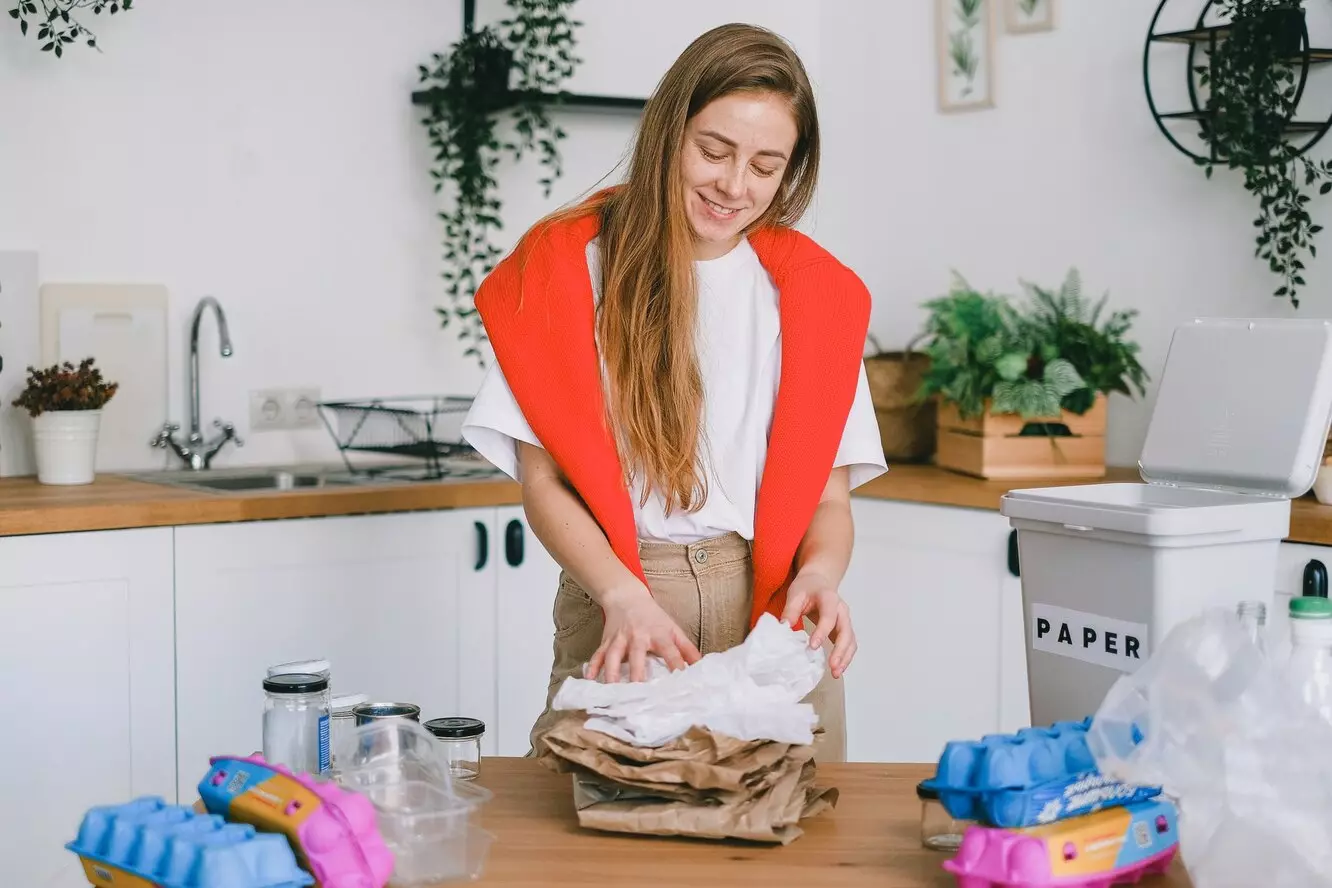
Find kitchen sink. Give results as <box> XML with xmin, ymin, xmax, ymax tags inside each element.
<box><xmin>178</xmin><ymin>472</ymin><xmax>333</xmax><ymax>491</ymax></box>
<box><xmin>128</xmin><ymin>467</ymin><xmax>357</xmax><ymax>493</ymax></box>
<box><xmin>127</xmin><ymin>460</ymin><xmax>503</xmax><ymax>493</ymax></box>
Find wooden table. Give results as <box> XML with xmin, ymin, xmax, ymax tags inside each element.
<box><xmin>462</xmin><ymin>758</ymin><xmax>1193</xmax><ymax>887</ymax></box>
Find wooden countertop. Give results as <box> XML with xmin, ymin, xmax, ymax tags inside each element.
<box><xmin>464</xmin><ymin>757</ymin><xmax>1191</xmax><ymax>887</ymax></box>
<box><xmin>0</xmin><ymin>470</ymin><xmax>525</xmax><ymax>536</ymax></box>
<box><xmin>2</xmin><ymin>462</ymin><xmax>1331</xmax><ymax>547</ymax></box>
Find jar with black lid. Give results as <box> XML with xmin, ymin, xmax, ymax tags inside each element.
<box><xmin>917</xmin><ymin>781</ymin><xmax>973</xmax><ymax>851</ymax></box>
<box><xmin>423</xmin><ymin>717</ymin><xmax>485</xmax><ymax>781</ymax></box>
<box><xmin>262</xmin><ymin>671</ymin><xmax>331</xmax><ymax>776</ymax></box>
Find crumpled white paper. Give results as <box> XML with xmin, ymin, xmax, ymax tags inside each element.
<box><xmin>550</xmin><ymin>613</ymin><xmax>826</xmax><ymax>747</ymax></box>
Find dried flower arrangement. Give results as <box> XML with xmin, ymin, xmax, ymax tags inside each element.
<box><xmin>11</xmin><ymin>357</ymin><xmax>119</xmax><ymax>418</ymax></box>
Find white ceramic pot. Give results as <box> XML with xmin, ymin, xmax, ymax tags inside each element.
<box><xmin>32</xmin><ymin>409</ymin><xmax>101</xmax><ymax>485</ymax></box>
<box><xmin>1314</xmin><ymin>463</ymin><xmax>1332</xmax><ymax>505</ymax></box>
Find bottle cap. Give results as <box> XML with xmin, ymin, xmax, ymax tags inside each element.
<box><xmin>1290</xmin><ymin>596</ymin><xmax>1332</xmax><ymax>619</ymax></box>
<box><xmin>262</xmin><ymin>672</ymin><xmax>330</xmax><ymax>694</ymax></box>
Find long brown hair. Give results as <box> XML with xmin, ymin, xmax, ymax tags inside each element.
<box><xmin>536</xmin><ymin>23</ymin><xmax>820</xmax><ymax>514</ymax></box>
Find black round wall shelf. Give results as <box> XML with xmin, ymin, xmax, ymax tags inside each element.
<box><xmin>1144</xmin><ymin>0</ymin><xmax>1332</xmax><ymax>162</ymax></box>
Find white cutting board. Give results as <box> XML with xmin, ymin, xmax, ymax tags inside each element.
<box><xmin>0</xmin><ymin>251</ymin><xmax>41</xmax><ymax>476</ymax></box>
<box><xmin>40</xmin><ymin>283</ymin><xmax>170</xmax><ymax>472</ymax></box>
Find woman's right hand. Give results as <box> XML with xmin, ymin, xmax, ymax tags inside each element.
<box><xmin>586</xmin><ymin>585</ymin><xmax>702</xmax><ymax>683</ymax></box>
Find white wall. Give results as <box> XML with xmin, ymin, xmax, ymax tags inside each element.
<box><xmin>0</xmin><ymin>0</ymin><xmax>816</xmax><ymax>470</ymax></box>
<box><xmin>1</xmin><ymin>0</ymin><xmax>1329</xmax><ymax>472</ymax></box>
<box><xmin>816</xmin><ymin>0</ymin><xmax>1332</xmax><ymax>464</ymax></box>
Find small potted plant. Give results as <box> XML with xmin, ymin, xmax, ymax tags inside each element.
<box><xmin>913</xmin><ymin>269</ymin><xmax>1147</xmax><ymax>479</ymax></box>
<box><xmin>11</xmin><ymin>357</ymin><xmax>119</xmax><ymax>485</ymax></box>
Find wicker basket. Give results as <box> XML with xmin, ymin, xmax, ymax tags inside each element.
<box><xmin>863</xmin><ymin>350</ymin><xmax>936</xmax><ymax>462</ymax></box>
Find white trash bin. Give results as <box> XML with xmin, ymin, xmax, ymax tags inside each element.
<box><xmin>1000</xmin><ymin>318</ymin><xmax>1332</xmax><ymax>727</ymax></box>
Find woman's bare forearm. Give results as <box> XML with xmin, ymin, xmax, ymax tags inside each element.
<box><xmin>517</xmin><ymin>442</ymin><xmax>648</xmax><ymax>608</ymax></box>
<box><xmin>793</xmin><ymin>466</ymin><xmax>855</xmax><ymax>585</ymax></box>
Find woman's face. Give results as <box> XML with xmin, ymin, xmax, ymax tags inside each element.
<box><xmin>681</xmin><ymin>91</ymin><xmax>798</xmax><ymax>260</ymax></box>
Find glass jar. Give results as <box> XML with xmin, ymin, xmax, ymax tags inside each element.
<box><xmin>262</xmin><ymin>672</ymin><xmax>332</xmax><ymax>776</ymax></box>
<box><xmin>424</xmin><ymin>717</ymin><xmax>485</xmax><ymax>781</ymax></box>
<box><xmin>327</xmin><ymin>693</ymin><xmax>369</xmax><ymax>777</ymax></box>
<box><xmin>918</xmin><ymin>782</ymin><xmax>972</xmax><ymax>852</ymax></box>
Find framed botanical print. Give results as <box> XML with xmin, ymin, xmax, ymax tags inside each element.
<box><xmin>1005</xmin><ymin>0</ymin><xmax>1056</xmax><ymax>34</ymax></box>
<box><xmin>936</xmin><ymin>0</ymin><xmax>995</xmax><ymax>112</ymax></box>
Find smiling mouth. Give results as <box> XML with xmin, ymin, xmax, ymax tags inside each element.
<box><xmin>700</xmin><ymin>195</ymin><xmax>743</xmax><ymax>218</ymax></box>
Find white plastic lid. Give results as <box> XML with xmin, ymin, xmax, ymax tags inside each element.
<box><xmin>1138</xmin><ymin>318</ymin><xmax>1332</xmax><ymax>499</ymax></box>
<box><xmin>331</xmin><ymin>693</ymin><xmax>370</xmax><ymax>715</ymax></box>
<box><xmin>267</xmin><ymin>658</ymin><xmax>331</xmax><ymax>678</ymax></box>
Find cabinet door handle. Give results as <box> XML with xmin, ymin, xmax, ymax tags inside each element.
<box><xmin>505</xmin><ymin>518</ymin><xmax>525</xmax><ymax>567</ymax></box>
<box><xmin>1304</xmin><ymin>559</ymin><xmax>1328</xmax><ymax>597</ymax></box>
<box><xmin>474</xmin><ymin>521</ymin><xmax>488</xmax><ymax>571</ymax></box>
<box><xmin>1007</xmin><ymin>530</ymin><xmax>1020</xmax><ymax>578</ymax></box>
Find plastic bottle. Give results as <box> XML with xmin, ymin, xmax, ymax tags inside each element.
<box><xmin>1236</xmin><ymin>600</ymin><xmax>1268</xmax><ymax>653</ymax></box>
<box><xmin>1283</xmin><ymin>596</ymin><xmax>1332</xmax><ymax>726</ymax></box>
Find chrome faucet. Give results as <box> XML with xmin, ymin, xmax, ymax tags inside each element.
<box><xmin>151</xmin><ymin>295</ymin><xmax>243</xmax><ymax>469</ymax></box>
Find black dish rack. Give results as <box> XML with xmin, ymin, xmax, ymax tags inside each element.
<box><xmin>317</xmin><ymin>395</ymin><xmax>482</xmax><ymax>480</ymax></box>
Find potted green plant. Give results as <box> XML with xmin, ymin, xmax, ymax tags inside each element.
<box><xmin>11</xmin><ymin>357</ymin><xmax>118</xmax><ymax>485</ymax></box>
<box><xmin>1195</xmin><ymin>0</ymin><xmax>1332</xmax><ymax>309</ymax></box>
<box><xmin>417</xmin><ymin>0</ymin><xmax>582</xmax><ymax>364</ymax></box>
<box><xmin>913</xmin><ymin>269</ymin><xmax>1147</xmax><ymax>479</ymax></box>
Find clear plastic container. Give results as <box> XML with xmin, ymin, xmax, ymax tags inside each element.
<box><xmin>262</xmin><ymin>671</ymin><xmax>331</xmax><ymax>776</ymax></box>
<box><xmin>1284</xmin><ymin>595</ymin><xmax>1332</xmax><ymax>725</ymax></box>
<box><xmin>423</xmin><ymin>717</ymin><xmax>485</xmax><ymax>781</ymax></box>
<box><xmin>336</xmin><ymin>718</ymin><xmax>493</xmax><ymax>886</ymax></box>
<box><xmin>917</xmin><ymin>782</ymin><xmax>972</xmax><ymax>851</ymax></box>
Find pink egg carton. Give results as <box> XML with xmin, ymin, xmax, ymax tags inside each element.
<box><xmin>942</xmin><ymin>798</ymin><xmax>1179</xmax><ymax>888</ymax></box>
<box><xmin>198</xmin><ymin>754</ymin><xmax>394</xmax><ymax>888</ymax></box>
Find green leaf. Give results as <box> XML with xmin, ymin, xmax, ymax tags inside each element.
<box><xmin>1043</xmin><ymin>358</ymin><xmax>1085</xmax><ymax>398</ymax></box>
<box><xmin>994</xmin><ymin>351</ymin><xmax>1029</xmax><ymax>381</ymax></box>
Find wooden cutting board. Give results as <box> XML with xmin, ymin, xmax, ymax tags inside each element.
<box><xmin>0</xmin><ymin>251</ymin><xmax>41</xmax><ymax>477</ymax></box>
<box><xmin>40</xmin><ymin>283</ymin><xmax>170</xmax><ymax>473</ymax></box>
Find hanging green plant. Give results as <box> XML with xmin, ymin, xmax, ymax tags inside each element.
<box><xmin>1194</xmin><ymin>0</ymin><xmax>1332</xmax><ymax>308</ymax></box>
<box><xmin>6</xmin><ymin>0</ymin><xmax>133</xmax><ymax>55</ymax></box>
<box><xmin>416</xmin><ymin>0</ymin><xmax>582</xmax><ymax>364</ymax></box>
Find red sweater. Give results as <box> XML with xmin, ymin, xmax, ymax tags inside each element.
<box><xmin>474</xmin><ymin>201</ymin><xmax>871</xmax><ymax>630</ymax></box>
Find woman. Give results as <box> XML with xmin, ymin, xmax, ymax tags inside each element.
<box><xmin>461</xmin><ymin>22</ymin><xmax>886</xmax><ymax>762</ymax></box>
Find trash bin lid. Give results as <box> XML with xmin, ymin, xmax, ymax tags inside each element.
<box><xmin>1138</xmin><ymin>318</ymin><xmax>1332</xmax><ymax>499</ymax></box>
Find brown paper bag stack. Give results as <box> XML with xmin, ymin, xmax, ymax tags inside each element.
<box><xmin>534</xmin><ymin>710</ymin><xmax>838</xmax><ymax>844</ymax></box>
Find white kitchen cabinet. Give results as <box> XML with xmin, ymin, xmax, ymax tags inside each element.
<box><xmin>491</xmin><ymin>504</ymin><xmax>565</xmax><ymax>756</ymax></box>
<box><xmin>839</xmin><ymin>498</ymin><xmax>1029</xmax><ymax>763</ymax></box>
<box><xmin>172</xmin><ymin>509</ymin><xmax>496</xmax><ymax>801</ymax></box>
<box><xmin>0</xmin><ymin>528</ymin><xmax>175</xmax><ymax>888</ymax></box>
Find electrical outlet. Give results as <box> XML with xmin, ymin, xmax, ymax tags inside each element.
<box><xmin>249</xmin><ymin>387</ymin><xmax>322</xmax><ymax>432</ymax></box>
<box><xmin>288</xmin><ymin>387</ymin><xmax>322</xmax><ymax>429</ymax></box>
<box><xmin>249</xmin><ymin>389</ymin><xmax>288</xmax><ymax>432</ymax></box>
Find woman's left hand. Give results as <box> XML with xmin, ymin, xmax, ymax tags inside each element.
<box><xmin>781</xmin><ymin>568</ymin><xmax>857</xmax><ymax>679</ymax></box>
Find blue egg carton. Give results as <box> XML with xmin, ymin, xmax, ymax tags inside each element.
<box><xmin>918</xmin><ymin>716</ymin><xmax>1161</xmax><ymax>829</ymax></box>
<box><xmin>66</xmin><ymin>795</ymin><xmax>314</xmax><ymax>888</ymax></box>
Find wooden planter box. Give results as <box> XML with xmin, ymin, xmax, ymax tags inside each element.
<box><xmin>933</xmin><ymin>394</ymin><xmax>1108</xmax><ymax>480</ymax></box>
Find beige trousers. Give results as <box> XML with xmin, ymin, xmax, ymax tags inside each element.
<box><xmin>528</xmin><ymin>531</ymin><xmax>847</xmax><ymax>763</ymax></box>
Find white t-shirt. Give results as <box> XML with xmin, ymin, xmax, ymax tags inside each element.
<box><xmin>461</xmin><ymin>237</ymin><xmax>888</xmax><ymax>544</ymax></box>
